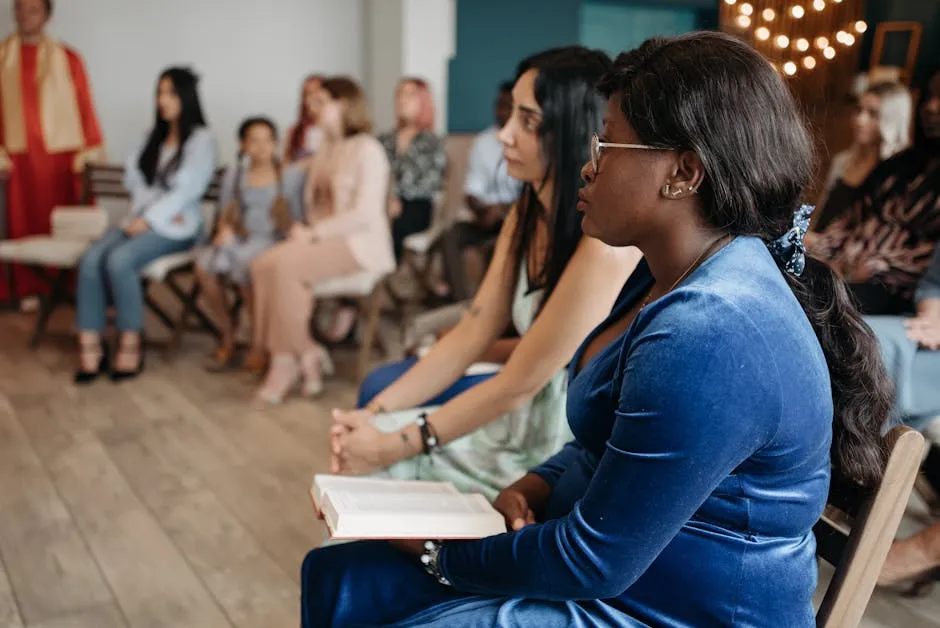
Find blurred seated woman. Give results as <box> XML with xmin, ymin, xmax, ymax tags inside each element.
<box><xmin>809</xmin><ymin>68</ymin><xmax>940</xmax><ymax>315</ymax></box>
<box><xmin>284</xmin><ymin>74</ymin><xmax>324</xmax><ymax>165</ymax></box>
<box><xmin>379</xmin><ymin>77</ymin><xmax>446</xmax><ymax>263</ymax></box>
<box><xmin>867</xmin><ymin>245</ymin><xmax>940</xmax><ymax>432</ymax></box>
<box><xmin>869</xmin><ymin>246</ymin><xmax>940</xmax><ymax>591</ymax></box>
<box><xmin>301</xmin><ymin>32</ymin><xmax>890</xmax><ymax>627</ymax></box>
<box><xmin>250</xmin><ymin>76</ymin><xmax>392</xmax><ymax>404</ymax></box>
<box><xmin>195</xmin><ymin>117</ymin><xmax>305</xmax><ymax>370</ymax></box>
<box><xmin>74</xmin><ymin>67</ymin><xmax>215</xmax><ymax>383</ymax></box>
<box><xmin>813</xmin><ymin>81</ymin><xmax>911</xmax><ymax>232</ymax></box>
<box><xmin>329</xmin><ymin>47</ymin><xmax>641</xmax><ymax>500</ymax></box>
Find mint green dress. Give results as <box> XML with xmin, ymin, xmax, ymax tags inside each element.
<box><xmin>370</xmin><ymin>262</ymin><xmax>571</xmax><ymax>500</ymax></box>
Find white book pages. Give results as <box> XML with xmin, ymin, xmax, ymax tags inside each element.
<box><xmin>310</xmin><ymin>474</ymin><xmax>458</xmax><ymax>513</ymax></box>
<box><xmin>322</xmin><ymin>491</ymin><xmax>505</xmax><ymax>540</ymax></box>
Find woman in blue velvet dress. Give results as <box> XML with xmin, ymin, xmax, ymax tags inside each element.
<box><xmin>300</xmin><ymin>32</ymin><xmax>892</xmax><ymax>627</ymax></box>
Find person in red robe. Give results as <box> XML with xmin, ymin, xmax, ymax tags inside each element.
<box><xmin>0</xmin><ymin>0</ymin><xmax>105</xmax><ymax>300</ymax></box>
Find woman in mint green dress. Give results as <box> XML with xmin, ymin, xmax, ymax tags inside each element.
<box><xmin>328</xmin><ymin>47</ymin><xmax>641</xmax><ymax>500</ymax></box>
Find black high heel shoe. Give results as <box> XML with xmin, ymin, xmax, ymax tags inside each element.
<box><xmin>74</xmin><ymin>339</ymin><xmax>110</xmax><ymax>385</ymax></box>
<box><xmin>110</xmin><ymin>335</ymin><xmax>146</xmax><ymax>382</ymax></box>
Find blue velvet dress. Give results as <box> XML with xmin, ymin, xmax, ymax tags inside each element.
<box><xmin>301</xmin><ymin>237</ymin><xmax>832</xmax><ymax>627</ymax></box>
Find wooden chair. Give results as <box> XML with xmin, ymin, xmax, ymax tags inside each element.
<box><xmin>314</xmin><ymin>271</ymin><xmax>389</xmax><ymax>383</ymax></box>
<box><xmin>815</xmin><ymin>426</ymin><xmax>926</xmax><ymax>627</ymax></box>
<box><xmin>398</xmin><ymin>134</ymin><xmax>476</xmax><ymax>287</ymax></box>
<box><xmin>0</xmin><ymin>163</ymin><xmax>225</xmax><ymax>350</ymax></box>
<box><xmin>386</xmin><ymin>134</ymin><xmax>477</xmax><ymax>339</ymax></box>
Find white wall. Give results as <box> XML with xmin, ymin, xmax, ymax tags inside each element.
<box><xmin>0</xmin><ymin>0</ymin><xmax>365</xmax><ymax>164</ymax></box>
<box><xmin>402</xmin><ymin>0</ymin><xmax>456</xmax><ymax>133</ymax></box>
<box><xmin>364</xmin><ymin>0</ymin><xmax>404</xmax><ymax>134</ymax></box>
<box><xmin>362</xmin><ymin>0</ymin><xmax>456</xmax><ymax>134</ymax></box>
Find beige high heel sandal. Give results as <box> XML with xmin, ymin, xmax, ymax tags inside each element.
<box><xmin>299</xmin><ymin>345</ymin><xmax>334</xmax><ymax>398</ymax></box>
<box><xmin>256</xmin><ymin>355</ymin><xmax>300</xmax><ymax>405</ymax></box>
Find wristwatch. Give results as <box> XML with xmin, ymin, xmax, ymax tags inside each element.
<box><xmin>420</xmin><ymin>540</ymin><xmax>452</xmax><ymax>586</ymax></box>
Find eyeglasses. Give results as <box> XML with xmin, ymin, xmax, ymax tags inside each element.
<box><xmin>590</xmin><ymin>133</ymin><xmax>671</xmax><ymax>172</ymax></box>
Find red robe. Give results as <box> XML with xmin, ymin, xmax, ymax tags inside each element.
<box><xmin>0</xmin><ymin>44</ymin><xmax>103</xmax><ymax>299</ymax></box>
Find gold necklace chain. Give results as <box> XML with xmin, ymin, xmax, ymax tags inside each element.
<box><xmin>641</xmin><ymin>234</ymin><xmax>732</xmax><ymax>309</ymax></box>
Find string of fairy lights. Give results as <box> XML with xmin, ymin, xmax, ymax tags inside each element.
<box><xmin>724</xmin><ymin>0</ymin><xmax>867</xmax><ymax>77</ymax></box>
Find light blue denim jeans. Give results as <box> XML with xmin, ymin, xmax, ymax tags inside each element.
<box><xmin>76</xmin><ymin>228</ymin><xmax>196</xmax><ymax>332</ymax></box>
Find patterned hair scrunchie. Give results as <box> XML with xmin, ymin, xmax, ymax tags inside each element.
<box><xmin>767</xmin><ymin>204</ymin><xmax>815</xmax><ymax>276</ymax></box>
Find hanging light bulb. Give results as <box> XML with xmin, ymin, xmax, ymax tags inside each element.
<box><xmin>842</xmin><ymin>33</ymin><xmax>855</xmax><ymax>46</ymax></box>
<box><xmin>815</xmin><ymin>36</ymin><xmax>829</xmax><ymax>49</ymax></box>
<box><xmin>823</xmin><ymin>46</ymin><xmax>836</xmax><ymax>59</ymax></box>
<box><xmin>755</xmin><ymin>26</ymin><xmax>771</xmax><ymax>40</ymax></box>
<box><xmin>735</xmin><ymin>14</ymin><xmax>751</xmax><ymax>28</ymax></box>
<box><xmin>724</xmin><ymin>0</ymin><xmax>737</xmax><ymax>4</ymax></box>
<box><xmin>783</xmin><ymin>62</ymin><xmax>798</xmax><ymax>76</ymax></box>
<box><xmin>803</xmin><ymin>56</ymin><xmax>817</xmax><ymax>69</ymax></box>
<box><xmin>762</xmin><ymin>8</ymin><xmax>775</xmax><ymax>21</ymax></box>
<box><xmin>795</xmin><ymin>38</ymin><xmax>810</xmax><ymax>51</ymax></box>
<box><xmin>812</xmin><ymin>0</ymin><xmax>825</xmax><ymax>10</ymax></box>
<box><xmin>740</xmin><ymin>2</ymin><xmax>754</xmax><ymax>15</ymax></box>
<box><xmin>775</xmin><ymin>34</ymin><xmax>790</xmax><ymax>49</ymax></box>
<box><xmin>790</xmin><ymin>5</ymin><xmax>805</xmax><ymax>18</ymax></box>
<box><xmin>855</xmin><ymin>20</ymin><xmax>868</xmax><ymax>34</ymax></box>
<box><xmin>835</xmin><ymin>30</ymin><xmax>849</xmax><ymax>44</ymax></box>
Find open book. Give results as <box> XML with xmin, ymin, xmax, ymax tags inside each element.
<box><xmin>311</xmin><ymin>475</ymin><xmax>506</xmax><ymax>540</ymax></box>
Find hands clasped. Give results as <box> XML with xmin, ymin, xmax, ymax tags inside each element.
<box><xmin>330</xmin><ymin>408</ymin><xmax>397</xmax><ymax>476</ymax></box>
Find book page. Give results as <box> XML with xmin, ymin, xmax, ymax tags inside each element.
<box><xmin>327</xmin><ymin>491</ymin><xmax>493</xmax><ymax>516</ymax></box>
<box><xmin>311</xmin><ymin>474</ymin><xmax>458</xmax><ymax>512</ymax></box>
<box><xmin>323</xmin><ymin>491</ymin><xmax>505</xmax><ymax>540</ymax></box>
<box><xmin>464</xmin><ymin>362</ymin><xmax>502</xmax><ymax>377</ymax></box>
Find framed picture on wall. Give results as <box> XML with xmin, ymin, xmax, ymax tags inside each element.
<box><xmin>869</xmin><ymin>21</ymin><xmax>922</xmax><ymax>86</ymax></box>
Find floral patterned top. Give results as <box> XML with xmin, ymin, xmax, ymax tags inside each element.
<box><xmin>379</xmin><ymin>129</ymin><xmax>446</xmax><ymax>201</ymax></box>
<box><xmin>811</xmin><ymin>147</ymin><xmax>940</xmax><ymax>302</ymax></box>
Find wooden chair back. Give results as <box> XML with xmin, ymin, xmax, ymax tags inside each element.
<box><xmin>815</xmin><ymin>426</ymin><xmax>925</xmax><ymax>627</ymax></box>
<box><xmin>80</xmin><ymin>164</ymin><xmax>226</xmax><ymax>204</ymax></box>
<box><xmin>441</xmin><ymin>134</ymin><xmax>475</xmax><ymax>225</ymax></box>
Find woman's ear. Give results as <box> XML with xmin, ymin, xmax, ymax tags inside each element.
<box><xmin>661</xmin><ymin>151</ymin><xmax>705</xmax><ymax>200</ymax></box>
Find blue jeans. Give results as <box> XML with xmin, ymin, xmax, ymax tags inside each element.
<box><xmin>357</xmin><ymin>356</ymin><xmax>498</xmax><ymax>409</ymax></box>
<box><xmin>76</xmin><ymin>228</ymin><xmax>196</xmax><ymax>332</ymax></box>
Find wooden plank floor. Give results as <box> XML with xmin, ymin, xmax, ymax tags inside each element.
<box><xmin>0</xmin><ymin>309</ymin><xmax>938</xmax><ymax>626</ymax></box>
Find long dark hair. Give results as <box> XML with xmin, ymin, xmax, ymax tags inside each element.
<box><xmin>597</xmin><ymin>32</ymin><xmax>890</xmax><ymax>489</ymax></box>
<box><xmin>912</xmin><ymin>67</ymin><xmax>940</xmax><ymax>156</ymax></box>
<box><xmin>511</xmin><ymin>46</ymin><xmax>612</xmax><ymax>308</ymax></box>
<box><xmin>138</xmin><ymin>67</ymin><xmax>207</xmax><ymax>186</ymax></box>
<box><xmin>219</xmin><ymin>117</ymin><xmax>291</xmax><ymax>236</ymax></box>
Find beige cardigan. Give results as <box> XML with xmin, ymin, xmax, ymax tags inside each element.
<box><xmin>306</xmin><ymin>133</ymin><xmax>395</xmax><ymax>275</ymax></box>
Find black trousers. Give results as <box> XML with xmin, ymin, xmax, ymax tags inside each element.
<box><xmin>392</xmin><ymin>198</ymin><xmax>434</xmax><ymax>262</ymax></box>
<box><xmin>848</xmin><ymin>282</ymin><xmax>914</xmax><ymax>316</ymax></box>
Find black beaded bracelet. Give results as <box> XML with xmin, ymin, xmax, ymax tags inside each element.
<box><xmin>420</xmin><ymin>540</ymin><xmax>452</xmax><ymax>586</ymax></box>
<box><xmin>416</xmin><ymin>413</ymin><xmax>439</xmax><ymax>455</ymax></box>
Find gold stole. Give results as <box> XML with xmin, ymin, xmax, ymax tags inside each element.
<box><xmin>0</xmin><ymin>34</ymin><xmax>85</xmax><ymax>154</ymax></box>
